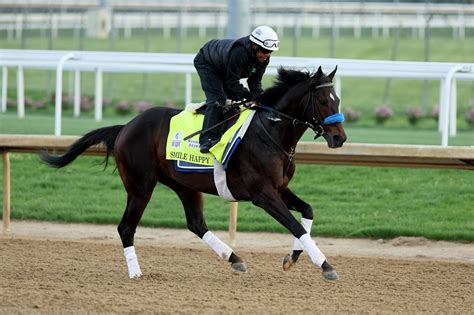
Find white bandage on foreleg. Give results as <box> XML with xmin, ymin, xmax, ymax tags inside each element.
<box><xmin>202</xmin><ymin>231</ymin><xmax>233</xmax><ymax>260</ymax></box>
<box><xmin>299</xmin><ymin>233</ymin><xmax>326</xmax><ymax>267</ymax></box>
<box><xmin>292</xmin><ymin>218</ymin><xmax>313</xmax><ymax>251</ymax></box>
<box><xmin>124</xmin><ymin>246</ymin><xmax>142</xmax><ymax>279</ymax></box>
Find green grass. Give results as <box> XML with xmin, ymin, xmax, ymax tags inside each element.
<box><xmin>0</xmin><ymin>113</ymin><xmax>473</xmax><ymax>241</ymax></box>
<box><xmin>2</xmin><ymin>154</ymin><xmax>473</xmax><ymax>242</ymax></box>
<box><xmin>1</xmin><ymin>31</ymin><xmax>473</xmax><ymax>241</ymax></box>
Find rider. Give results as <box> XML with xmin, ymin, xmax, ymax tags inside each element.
<box><xmin>194</xmin><ymin>25</ymin><xmax>280</xmax><ymax>153</ymax></box>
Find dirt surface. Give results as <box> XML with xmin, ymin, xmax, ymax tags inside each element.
<box><xmin>1</xmin><ymin>221</ymin><xmax>473</xmax><ymax>314</ymax></box>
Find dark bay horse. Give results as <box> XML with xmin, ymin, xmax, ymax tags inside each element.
<box><xmin>40</xmin><ymin>66</ymin><xmax>347</xmax><ymax>281</ymax></box>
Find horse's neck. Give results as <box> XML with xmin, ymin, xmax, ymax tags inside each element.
<box><xmin>274</xmin><ymin>94</ymin><xmax>309</xmax><ymax>145</ymax></box>
<box><xmin>258</xmin><ymin>109</ymin><xmax>307</xmax><ymax>153</ymax></box>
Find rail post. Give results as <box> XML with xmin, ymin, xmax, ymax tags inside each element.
<box><xmin>94</xmin><ymin>67</ymin><xmax>103</xmax><ymax>121</ymax></box>
<box><xmin>55</xmin><ymin>52</ymin><xmax>80</xmax><ymax>136</ymax></box>
<box><xmin>228</xmin><ymin>202</ymin><xmax>238</xmax><ymax>246</ymax></box>
<box><xmin>441</xmin><ymin>65</ymin><xmax>470</xmax><ymax>146</ymax></box>
<box><xmin>1</xmin><ymin>67</ymin><xmax>7</xmax><ymax>113</ymax></box>
<box><xmin>2</xmin><ymin>151</ymin><xmax>11</xmax><ymax>234</ymax></box>
<box><xmin>17</xmin><ymin>65</ymin><xmax>24</xmax><ymax>118</ymax></box>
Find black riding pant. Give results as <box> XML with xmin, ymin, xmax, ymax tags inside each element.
<box><xmin>194</xmin><ymin>52</ymin><xmax>228</xmax><ymax>142</ymax></box>
<box><xmin>194</xmin><ymin>52</ymin><xmax>229</xmax><ymax>106</ymax></box>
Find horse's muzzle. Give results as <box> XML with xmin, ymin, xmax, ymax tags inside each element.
<box><xmin>324</xmin><ymin>133</ymin><xmax>347</xmax><ymax>148</ymax></box>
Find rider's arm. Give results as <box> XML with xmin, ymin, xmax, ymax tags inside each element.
<box><xmin>225</xmin><ymin>48</ymin><xmax>253</xmax><ymax>101</ymax></box>
<box><xmin>247</xmin><ymin>58</ymin><xmax>269</xmax><ymax>95</ymax></box>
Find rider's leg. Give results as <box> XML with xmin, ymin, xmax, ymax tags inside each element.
<box><xmin>194</xmin><ymin>53</ymin><xmax>227</xmax><ymax>153</ymax></box>
<box><xmin>199</xmin><ymin>101</ymin><xmax>224</xmax><ymax>153</ymax></box>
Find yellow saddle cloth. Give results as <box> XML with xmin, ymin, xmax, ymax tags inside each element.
<box><xmin>166</xmin><ymin>108</ymin><xmax>254</xmax><ymax>169</ymax></box>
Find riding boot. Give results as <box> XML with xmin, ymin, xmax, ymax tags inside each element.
<box><xmin>199</xmin><ymin>102</ymin><xmax>223</xmax><ymax>153</ymax></box>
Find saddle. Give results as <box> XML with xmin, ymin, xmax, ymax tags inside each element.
<box><xmin>166</xmin><ymin>103</ymin><xmax>255</xmax><ymax>172</ymax></box>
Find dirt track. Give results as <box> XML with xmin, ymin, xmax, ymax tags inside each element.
<box><xmin>1</xmin><ymin>221</ymin><xmax>473</xmax><ymax>314</ymax></box>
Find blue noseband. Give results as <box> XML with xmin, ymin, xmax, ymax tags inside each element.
<box><xmin>323</xmin><ymin>112</ymin><xmax>345</xmax><ymax>125</ymax></box>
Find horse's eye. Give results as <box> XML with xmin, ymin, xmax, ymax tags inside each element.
<box><xmin>319</xmin><ymin>99</ymin><xmax>329</xmax><ymax>106</ymax></box>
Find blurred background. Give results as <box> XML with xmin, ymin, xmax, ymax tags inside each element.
<box><xmin>1</xmin><ymin>1</ymin><xmax>473</xmax><ymax>240</ymax></box>
<box><xmin>1</xmin><ymin>0</ymin><xmax>473</xmax><ymax>137</ymax></box>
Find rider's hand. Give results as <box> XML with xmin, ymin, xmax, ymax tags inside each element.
<box><xmin>222</xmin><ymin>102</ymin><xmax>241</xmax><ymax>116</ymax></box>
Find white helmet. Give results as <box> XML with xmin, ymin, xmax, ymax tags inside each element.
<box><xmin>249</xmin><ymin>26</ymin><xmax>280</xmax><ymax>51</ymax></box>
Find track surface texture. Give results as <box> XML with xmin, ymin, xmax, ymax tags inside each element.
<box><xmin>1</xmin><ymin>221</ymin><xmax>473</xmax><ymax>314</ymax></box>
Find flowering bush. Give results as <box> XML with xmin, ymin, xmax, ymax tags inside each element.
<box><xmin>24</xmin><ymin>97</ymin><xmax>34</xmax><ymax>108</ymax></box>
<box><xmin>115</xmin><ymin>100</ymin><xmax>132</xmax><ymax>115</ymax></box>
<box><xmin>6</xmin><ymin>98</ymin><xmax>15</xmax><ymax>108</ymax></box>
<box><xmin>33</xmin><ymin>100</ymin><xmax>47</xmax><ymax>110</ymax></box>
<box><xmin>134</xmin><ymin>100</ymin><xmax>154</xmax><ymax>113</ymax></box>
<box><xmin>431</xmin><ymin>105</ymin><xmax>439</xmax><ymax>121</ymax></box>
<box><xmin>80</xmin><ymin>96</ymin><xmax>93</xmax><ymax>111</ymax></box>
<box><xmin>342</xmin><ymin>107</ymin><xmax>362</xmax><ymax>123</ymax></box>
<box><xmin>465</xmin><ymin>107</ymin><xmax>474</xmax><ymax>126</ymax></box>
<box><xmin>405</xmin><ymin>106</ymin><xmax>425</xmax><ymax>125</ymax></box>
<box><xmin>162</xmin><ymin>100</ymin><xmax>176</xmax><ymax>109</ymax></box>
<box><xmin>374</xmin><ymin>105</ymin><xmax>393</xmax><ymax>124</ymax></box>
<box><xmin>102</xmin><ymin>98</ymin><xmax>111</xmax><ymax>107</ymax></box>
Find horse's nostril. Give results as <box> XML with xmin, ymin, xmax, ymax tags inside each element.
<box><xmin>333</xmin><ymin>135</ymin><xmax>346</xmax><ymax>146</ymax></box>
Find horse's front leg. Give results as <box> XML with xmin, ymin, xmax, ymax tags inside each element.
<box><xmin>280</xmin><ymin>188</ymin><xmax>313</xmax><ymax>271</ymax></box>
<box><xmin>253</xmin><ymin>190</ymin><xmax>338</xmax><ymax>281</ymax></box>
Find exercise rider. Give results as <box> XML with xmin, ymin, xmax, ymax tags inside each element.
<box><xmin>193</xmin><ymin>25</ymin><xmax>280</xmax><ymax>153</ymax></box>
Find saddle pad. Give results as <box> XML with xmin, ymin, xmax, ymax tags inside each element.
<box><xmin>166</xmin><ymin>108</ymin><xmax>254</xmax><ymax>170</ymax></box>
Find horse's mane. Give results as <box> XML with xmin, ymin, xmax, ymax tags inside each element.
<box><xmin>255</xmin><ymin>67</ymin><xmax>314</xmax><ymax>107</ymax></box>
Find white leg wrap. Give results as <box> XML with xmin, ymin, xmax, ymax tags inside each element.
<box><xmin>124</xmin><ymin>246</ymin><xmax>142</xmax><ymax>279</ymax></box>
<box><xmin>202</xmin><ymin>231</ymin><xmax>233</xmax><ymax>260</ymax></box>
<box><xmin>292</xmin><ymin>218</ymin><xmax>313</xmax><ymax>251</ymax></box>
<box><xmin>299</xmin><ymin>233</ymin><xmax>326</xmax><ymax>267</ymax></box>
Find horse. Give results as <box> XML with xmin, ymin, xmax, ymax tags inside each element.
<box><xmin>40</xmin><ymin>66</ymin><xmax>347</xmax><ymax>281</ymax></box>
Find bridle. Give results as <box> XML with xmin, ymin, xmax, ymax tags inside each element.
<box><xmin>252</xmin><ymin>80</ymin><xmax>344</xmax><ymax>173</ymax></box>
<box><xmin>253</xmin><ymin>82</ymin><xmax>344</xmax><ymax>138</ymax></box>
<box><xmin>253</xmin><ymin>81</ymin><xmax>344</xmax><ymax>139</ymax></box>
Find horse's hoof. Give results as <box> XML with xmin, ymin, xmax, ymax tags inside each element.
<box><xmin>231</xmin><ymin>262</ymin><xmax>248</xmax><ymax>274</ymax></box>
<box><xmin>322</xmin><ymin>270</ymin><xmax>339</xmax><ymax>281</ymax></box>
<box><xmin>129</xmin><ymin>273</ymin><xmax>142</xmax><ymax>280</ymax></box>
<box><xmin>282</xmin><ymin>254</ymin><xmax>295</xmax><ymax>271</ymax></box>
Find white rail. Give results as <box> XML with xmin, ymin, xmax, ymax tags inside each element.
<box><xmin>1</xmin><ymin>49</ymin><xmax>473</xmax><ymax>145</ymax></box>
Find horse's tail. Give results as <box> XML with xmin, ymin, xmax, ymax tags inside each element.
<box><xmin>40</xmin><ymin>125</ymin><xmax>124</xmax><ymax>168</ymax></box>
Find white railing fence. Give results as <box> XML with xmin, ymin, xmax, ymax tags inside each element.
<box><xmin>1</xmin><ymin>49</ymin><xmax>473</xmax><ymax>146</ymax></box>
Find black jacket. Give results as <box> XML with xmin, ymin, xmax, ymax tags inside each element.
<box><xmin>199</xmin><ymin>36</ymin><xmax>269</xmax><ymax>100</ymax></box>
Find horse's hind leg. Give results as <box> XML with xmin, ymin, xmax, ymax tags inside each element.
<box><xmin>161</xmin><ymin>178</ymin><xmax>247</xmax><ymax>273</ymax></box>
<box><xmin>117</xmin><ymin>182</ymin><xmax>156</xmax><ymax>279</ymax></box>
<box><xmin>280</xmin><ymin>188</ymin><xmax>314</xmax><ymax>271</ymax></box>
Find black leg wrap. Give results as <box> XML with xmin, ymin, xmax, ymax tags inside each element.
<box><xmin>321</xmin><ymin>260</ymin><xmax>334</xmax><ymax>272</ymax></box>
<box><xmin>291</xmin><ymin>250</ymin><xmax>303</xmax><ymax>263</ymax></box>
<box><xmin>228</xmin><ymin>252</ymin><xmax>243</xmax><ymax>264</ymax></box>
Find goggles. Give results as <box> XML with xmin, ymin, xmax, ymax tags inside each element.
<box><xmin>251</xmin><ymin>35</ymin><xmax>280</xmax><ymax>49</ymax></box>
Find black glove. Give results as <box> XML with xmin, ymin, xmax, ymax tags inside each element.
<box><xmin>242</xmin><ymin>90</ymin><xmax>255</xmax><ymax>102</ymax></box>
<box><xmin>221</xmin><ymin>102</ymin><xmax>241</xmax><ymax>116</ymax></box>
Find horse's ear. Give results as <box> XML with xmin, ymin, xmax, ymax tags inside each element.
<box><xmin>316</xmin><ymin>66</ymin><xmax>323</xmax><ymax>78</ymax></box>
<box><xmin>328</xmin><ymin>66</ymin><xmax>338</xmax><ymax>81</ymax></box>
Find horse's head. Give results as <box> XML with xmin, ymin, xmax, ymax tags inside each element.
<box><xmin>308</xmin><ymin>66</ymin><xmax>347</xmax><ymax>148</ymax></box>
<box><xmin>256</xmin><ymin>67</ymin><xmax>347</xmax><ymax>149</ymax></box>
